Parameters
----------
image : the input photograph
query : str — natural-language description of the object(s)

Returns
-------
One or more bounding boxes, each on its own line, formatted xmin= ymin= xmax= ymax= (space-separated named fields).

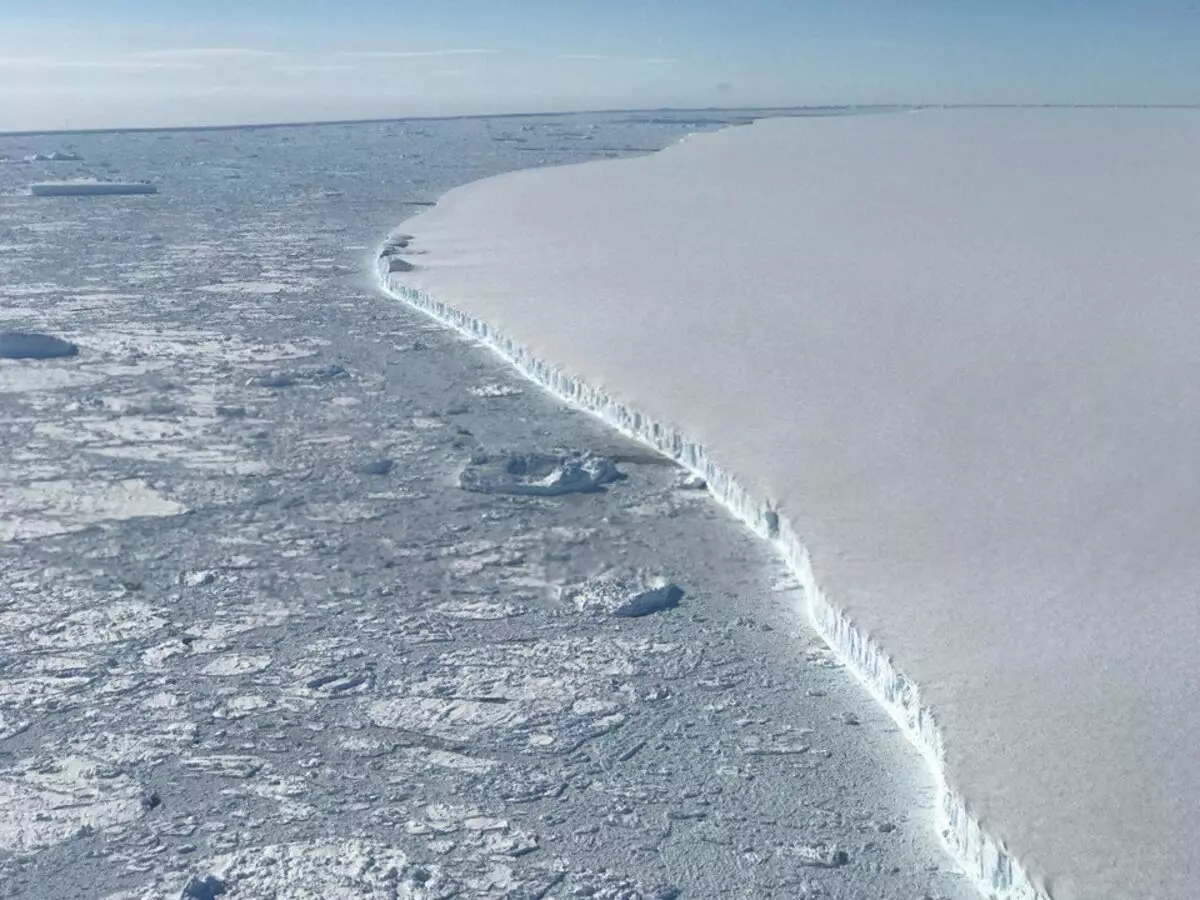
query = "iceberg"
xmin=0 ymin=331 xmax=78 ymax=360
xmin=378 ymin=109 xmax=1200 ymax=900
xmin=24 ymin=151 xmax=83 ymax=162
xmin=30 ymin=180 xmax=157 ymax=197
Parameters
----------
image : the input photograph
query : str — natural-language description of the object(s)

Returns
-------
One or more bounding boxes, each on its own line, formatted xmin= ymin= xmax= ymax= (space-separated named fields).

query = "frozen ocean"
xmin=0 ymin=112 xmax=974 ymax=899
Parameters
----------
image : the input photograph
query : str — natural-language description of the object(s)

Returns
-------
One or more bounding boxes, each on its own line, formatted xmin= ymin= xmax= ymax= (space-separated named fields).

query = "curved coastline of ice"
xmin=375 ymin=109 xmax=1200 ymax=900
xmin=375 ymin=264 xmax=1043 ymax=900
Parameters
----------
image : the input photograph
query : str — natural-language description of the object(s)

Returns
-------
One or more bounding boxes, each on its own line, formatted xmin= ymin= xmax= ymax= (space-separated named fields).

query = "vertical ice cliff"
xmin=377 ymin=263 xmax=1049 ymax=900
xmin=371 ymin=110 xmax=1200 ymax=900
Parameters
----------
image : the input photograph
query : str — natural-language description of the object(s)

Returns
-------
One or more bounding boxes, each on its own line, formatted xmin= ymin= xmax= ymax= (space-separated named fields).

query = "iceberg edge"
xmin=377 ymin=256 xmax=1051 ymax=900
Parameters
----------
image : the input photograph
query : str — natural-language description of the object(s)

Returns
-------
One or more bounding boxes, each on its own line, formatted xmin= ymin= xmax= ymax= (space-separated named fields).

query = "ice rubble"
xmin=379 ymin=110 xmax=1200 ymax=900
xmin=568 ymin=571 xmax=684 ymax=618
xmin=459 ymin=450 xmax=623 ymax=496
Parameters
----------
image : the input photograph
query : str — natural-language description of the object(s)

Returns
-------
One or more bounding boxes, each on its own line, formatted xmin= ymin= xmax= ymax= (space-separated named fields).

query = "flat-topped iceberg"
xmin=30 ymin=180 xmax=157 ymax=197
xmin=0 ymin=331 xmax=79 ymax=360
xmin=380 ymin=109 xmax=1200 ymax=900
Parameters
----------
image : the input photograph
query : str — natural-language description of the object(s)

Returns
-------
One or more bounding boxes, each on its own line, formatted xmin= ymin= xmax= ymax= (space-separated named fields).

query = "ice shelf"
xmin=378 ymin=109 xmax=1200 ymax=900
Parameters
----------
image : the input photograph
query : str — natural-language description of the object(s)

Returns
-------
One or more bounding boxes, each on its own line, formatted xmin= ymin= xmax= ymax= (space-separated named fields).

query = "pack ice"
xmin=380 ymin=109 xmax=1200 ymax=900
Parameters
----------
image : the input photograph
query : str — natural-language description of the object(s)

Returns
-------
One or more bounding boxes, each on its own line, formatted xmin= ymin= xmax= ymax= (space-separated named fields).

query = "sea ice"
xmin=0 ymin=331 xmax=78 ymax=360
xmin=0 ymin=478 xmax=185 ymax=541
xmin=383 ymin=109 xmax=1200 ymax=900
xmin=459 ymin=450 xmax=623 ymax=496
xmin=569 ymin=571 xmax=683 ymax=618
xmin=23 ymin=151 xmax=82 ymax=162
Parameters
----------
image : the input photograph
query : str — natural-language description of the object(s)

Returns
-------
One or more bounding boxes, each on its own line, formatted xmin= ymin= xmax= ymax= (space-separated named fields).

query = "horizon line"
xmin=2 ymin=102 xmax=1198 ymax=139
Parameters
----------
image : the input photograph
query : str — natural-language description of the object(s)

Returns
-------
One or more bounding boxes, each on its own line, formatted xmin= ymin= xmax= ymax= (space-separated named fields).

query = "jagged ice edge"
xmin=376 ymin=253 xmax=1051 ymax=900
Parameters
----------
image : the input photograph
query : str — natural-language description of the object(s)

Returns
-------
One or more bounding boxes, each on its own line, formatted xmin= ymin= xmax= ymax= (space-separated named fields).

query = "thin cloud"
xmin=0 ymin=56 xmax=198 ymax=71
xmin=276 ymin=64 xmax=359 ymax=74
xmin=555 ymin=54 xmax=681 ymax=65
xmin=338 ymin=49 xmax=499 ymax=59
xmin=127 ymin=48 xmax=287 ymax=60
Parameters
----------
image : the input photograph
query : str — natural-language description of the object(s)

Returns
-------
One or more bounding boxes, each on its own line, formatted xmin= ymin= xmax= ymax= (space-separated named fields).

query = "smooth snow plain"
xmin=385 ymin=109 xmax=1200 ymax=900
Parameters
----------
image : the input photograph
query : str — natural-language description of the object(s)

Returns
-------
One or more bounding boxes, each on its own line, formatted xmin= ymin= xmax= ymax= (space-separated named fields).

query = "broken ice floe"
xmin=793 ymin=843 xmax=851 ymax=868
xmin=179 ymin=875 xmax=225 ymax=900
xmin=459 ymin=451 xmax=623 ymax=496
xmin=0 ymin=478 xmax=185 ymax=542
xmin=0 ymin=331 xmax=79 ymax=360
xmin=0 ymin=755 xmax=143 ymax=853
xmin=196 ymin=281 xmax=288 ymax=295
xmin=23 ymin=151 xmax=83 ymax=162
xmin=366 ymin=637 xmax=671 ymax=743
xmin=356 ymin=457 xmax=395 ymax=476
xmin=568 ymin=571 xmax=684 ymax=618
xmin=468 ymin=383 xmax=523 ymax=399
xmin=674 ymin=471 xmax=707 ymax=490
xmin=246 ymin=363 xmax=347 ymax=389
xmin=113 ymin=841 xmax=433 ymax=900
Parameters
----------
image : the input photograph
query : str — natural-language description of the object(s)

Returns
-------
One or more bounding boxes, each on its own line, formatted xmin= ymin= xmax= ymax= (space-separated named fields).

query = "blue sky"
xmin=2 ymin=1 xmax=1198 ymax=131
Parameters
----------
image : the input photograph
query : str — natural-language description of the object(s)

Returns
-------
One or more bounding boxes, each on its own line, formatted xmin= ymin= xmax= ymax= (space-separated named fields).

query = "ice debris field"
xmin=383 ymin=108 xmax=1200 ymax=900
xmin=1 ymin=112 xmax=979 ymax=900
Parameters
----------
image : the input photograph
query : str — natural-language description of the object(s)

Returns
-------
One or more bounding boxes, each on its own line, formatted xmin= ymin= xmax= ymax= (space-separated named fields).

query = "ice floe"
xmin=460 ymin=450 xmax=623 ymax=496
xmin=0 ymin=331 xmax=78 ymax=360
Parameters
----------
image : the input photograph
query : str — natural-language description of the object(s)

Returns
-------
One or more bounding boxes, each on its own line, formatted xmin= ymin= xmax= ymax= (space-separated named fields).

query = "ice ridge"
xmin=376 ymin=253 xmax=1052 ymax=900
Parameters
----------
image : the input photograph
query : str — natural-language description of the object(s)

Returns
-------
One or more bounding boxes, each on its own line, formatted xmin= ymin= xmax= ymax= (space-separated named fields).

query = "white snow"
xmin=0 ymin=478 xmax=186 ymax=541
xmin=382 ymin=109 xmax=1200 ymax=900
xmin=108 ymin=841 xmax=434 ymax=900
xmin=0 ymin=755 xmax=143 ymax=853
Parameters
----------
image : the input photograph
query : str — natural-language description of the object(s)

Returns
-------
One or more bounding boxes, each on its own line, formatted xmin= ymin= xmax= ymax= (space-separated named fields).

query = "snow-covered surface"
xmin=386 ymin=109 xmax=1200 ymax=900
xmin=1 ymin=113 xmax=975 ymax=900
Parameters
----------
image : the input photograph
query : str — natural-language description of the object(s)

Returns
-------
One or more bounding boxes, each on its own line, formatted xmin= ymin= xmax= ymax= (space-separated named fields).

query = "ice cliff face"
xmin=377 ymin=261 xmax=1048 ymax=900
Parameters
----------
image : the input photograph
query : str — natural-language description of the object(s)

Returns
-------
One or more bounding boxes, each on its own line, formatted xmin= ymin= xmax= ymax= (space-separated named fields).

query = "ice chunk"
xmin=179 ymin=875 xmax=226 ymax=900
xmin=24 ymin=151 xmax=83 ymax=162
xmin=460 ymin=451 xmax=622 ymax=496
xmin=30 ymin=180 xmax=156 ymax=196
xmin=29 ymin=177 xmax=156 ymax=195
xmin=0 ymin=331 xmax=78 ymax=360
xmin=356 ymin=457 xmax=395 ymax=476
xmin=569 ymin=572 xmax=683 ymax=618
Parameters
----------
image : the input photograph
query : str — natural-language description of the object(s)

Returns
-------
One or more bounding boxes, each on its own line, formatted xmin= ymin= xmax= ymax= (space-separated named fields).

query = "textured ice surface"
xmin=459 ymin=450 xmax=623 ymax=496
xmin=108 ymin=841 xmax=430 ymax=899
xmin=0 ymin=479 xmax=186 ymax=541
xmin=386 ymin=109 xmax=1200 ymax=900
xmin=569 ymin=571 xmax=684 ymax=618
xmin=0 ymin=111 xmax=975 ymax=900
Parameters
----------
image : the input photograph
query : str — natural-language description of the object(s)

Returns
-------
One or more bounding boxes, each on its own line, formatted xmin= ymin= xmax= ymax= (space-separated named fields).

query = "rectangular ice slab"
xmin=30 ymin=181 xmax=157 ymax=197
xmin=385 ymin=109 xmax=1200 ymax=900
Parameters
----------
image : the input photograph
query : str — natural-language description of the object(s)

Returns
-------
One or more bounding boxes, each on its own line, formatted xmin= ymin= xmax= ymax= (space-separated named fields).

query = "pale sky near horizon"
xmin=1 ymin=1 xmax=1198 ymax=132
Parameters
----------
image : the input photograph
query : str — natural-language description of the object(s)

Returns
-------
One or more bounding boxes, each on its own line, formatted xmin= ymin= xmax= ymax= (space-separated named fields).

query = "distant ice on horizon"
xmin=389 ymin=109 xmax=1200 ymax=900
